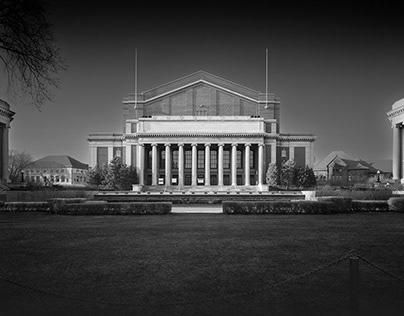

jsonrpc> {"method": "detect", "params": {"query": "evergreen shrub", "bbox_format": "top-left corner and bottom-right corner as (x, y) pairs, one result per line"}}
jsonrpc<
(388, 197), (404, 212)
(51, 202), (172, 215)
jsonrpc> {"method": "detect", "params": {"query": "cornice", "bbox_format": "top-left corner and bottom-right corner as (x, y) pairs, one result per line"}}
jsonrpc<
(0, 106), (15, 119)
(387, 105), (404, 120)
(278, 134), (317, 142)
(127, 133), (267, 138)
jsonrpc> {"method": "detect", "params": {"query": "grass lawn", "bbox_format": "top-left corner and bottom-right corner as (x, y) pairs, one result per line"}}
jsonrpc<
(0, 212), (403, 316)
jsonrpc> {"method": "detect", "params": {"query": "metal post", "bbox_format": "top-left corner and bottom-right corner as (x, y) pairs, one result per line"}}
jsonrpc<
(350, 252), (359, 316)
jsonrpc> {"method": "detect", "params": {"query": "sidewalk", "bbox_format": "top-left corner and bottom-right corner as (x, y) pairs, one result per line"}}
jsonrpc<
(171, 204), (222, 214)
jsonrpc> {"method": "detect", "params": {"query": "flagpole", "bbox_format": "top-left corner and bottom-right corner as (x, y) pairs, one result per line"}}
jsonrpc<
(134, 48), (137, 108)
(265, 48), (268, 109)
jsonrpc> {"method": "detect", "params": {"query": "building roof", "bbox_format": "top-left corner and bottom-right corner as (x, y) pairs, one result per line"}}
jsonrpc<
(314, 151), (354, 170)
(314, 151), (380, 173)
(123, 70), (279, 105)
(29, 155), (88, 170)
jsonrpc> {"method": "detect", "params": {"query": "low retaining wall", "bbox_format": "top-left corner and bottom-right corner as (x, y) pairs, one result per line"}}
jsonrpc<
(93, 191), (305, 204)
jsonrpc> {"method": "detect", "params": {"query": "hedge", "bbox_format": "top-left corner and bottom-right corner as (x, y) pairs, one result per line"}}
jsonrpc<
(50, 202), (172, 215)
(0, 202), (50, 212)
(222, 201), (335, 215)
(351, 200), (389, 212)
(316, 197), (353, 213)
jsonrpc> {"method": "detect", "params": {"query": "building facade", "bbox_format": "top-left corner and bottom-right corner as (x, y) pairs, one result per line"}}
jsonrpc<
(0, 99), (15, 184)
(88, 71), (316, 190)
(387, 98), (404, 181)
(314, 151), (380, 183)
(25, 155), (88, 186)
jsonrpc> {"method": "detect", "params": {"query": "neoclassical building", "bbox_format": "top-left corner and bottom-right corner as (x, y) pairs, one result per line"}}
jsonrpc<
(0, 99), (15, 184)
(387, 98), (404, 181)
(88, 71), (316, 190)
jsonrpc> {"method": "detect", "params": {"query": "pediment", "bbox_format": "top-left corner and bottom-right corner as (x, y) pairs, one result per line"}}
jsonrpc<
(141, 71), (261, 103)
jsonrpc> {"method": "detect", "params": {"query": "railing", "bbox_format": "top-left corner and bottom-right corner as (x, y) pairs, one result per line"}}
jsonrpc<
(1, 250), (403, 314)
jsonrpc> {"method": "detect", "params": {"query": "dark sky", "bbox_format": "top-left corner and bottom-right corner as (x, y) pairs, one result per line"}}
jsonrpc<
(4, 1), (404, 164)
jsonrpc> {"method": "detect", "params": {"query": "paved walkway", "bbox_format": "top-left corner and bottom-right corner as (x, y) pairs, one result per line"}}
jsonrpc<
(171, 204), (222, 214)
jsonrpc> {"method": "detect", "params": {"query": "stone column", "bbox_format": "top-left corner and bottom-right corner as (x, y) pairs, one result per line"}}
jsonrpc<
(137, 144), (144, 185)
(289, 146), (295, 162)
(108, 146), (113, 163)
(178, 143), (184, 186)
(165, 143), (171, 186)
(151, 143), (158, 185)
(393, 124), (401, 180)
(218, 143), (224, 186)
(258, 143), (264, 186)
(205, 143), (211, 186)
(191, 143), (197, 186)
(89, 146), (97, 169)
(1, 125), (8, 183)
(271, 143), (277, 165)
(244, 143), (251, 186)
(231, 143), (237, 186)
(125, 144), (132, 166)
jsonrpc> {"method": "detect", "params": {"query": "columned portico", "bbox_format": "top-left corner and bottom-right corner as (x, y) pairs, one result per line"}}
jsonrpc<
(387, 98), (404, 181)
(136, 140), (270, 189)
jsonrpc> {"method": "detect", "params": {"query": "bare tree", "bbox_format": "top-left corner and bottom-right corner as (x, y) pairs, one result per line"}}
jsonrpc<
(0, 0), (66, 109)
(8, 149), (33, 182)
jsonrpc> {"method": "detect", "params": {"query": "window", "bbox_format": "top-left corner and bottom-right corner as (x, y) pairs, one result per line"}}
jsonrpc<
(211, 150), (217, 169)
(185, 150), (192, 169)
(281, 148), (287, 158)
(172, 150), (179, 168)
(147, 150), (152, 169)
(223, 150), (230, 169)
(160, 150), (166, 169)
(237, 150), (242, 168)
(198, 150), (204, 169)
(250, 150), (254, 169)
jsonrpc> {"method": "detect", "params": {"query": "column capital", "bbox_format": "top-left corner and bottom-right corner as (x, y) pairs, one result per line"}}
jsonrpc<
(191, 143), (198, 147)
(151, 143), (158, 147)
(231, 143), (238, 147)
(218, 143), (225, 147)
(205, 143), (211, 147)
(164, 143), (171, 147)
(258, 143), (265, 147)
(138, 143), (145, 147)
(178, 143), (184, 147)
(245, 143), (251, 147)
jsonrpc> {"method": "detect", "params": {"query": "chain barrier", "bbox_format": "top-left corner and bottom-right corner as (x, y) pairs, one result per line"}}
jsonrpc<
(357, 255), (404, 283)
(1, 250), (404, 309)
(0, 251), (352, 308)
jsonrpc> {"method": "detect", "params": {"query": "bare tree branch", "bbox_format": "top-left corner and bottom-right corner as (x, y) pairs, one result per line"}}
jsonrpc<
(0, 0), (67, 109)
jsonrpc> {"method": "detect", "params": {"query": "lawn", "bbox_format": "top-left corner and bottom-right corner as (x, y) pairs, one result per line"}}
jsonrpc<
(0, 212), (403, 316)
